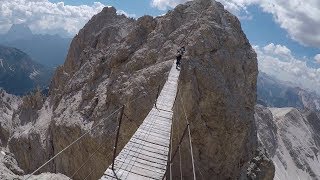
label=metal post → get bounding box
[162,124,189,180]
[112,105,125,170]
[169,118,174,180]
[155,85,161,109]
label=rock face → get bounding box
[6,0,261,179]
[0,90,63,180]
[0,89,23,179]
[255,105,320,179]
[0,89,20,147]
[169,0,259,179]
[242,147,275,180]
[257,72,320,110]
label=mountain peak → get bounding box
[6,23,33,41]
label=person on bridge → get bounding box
[176,46,185,69]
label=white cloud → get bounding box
[151,0,188,11]
[263,43,292,59]
[214,0,258,16]
[0,0,106,36]
[257,0,320,48]
[151,0,320,91]
[116,10,136,18]
[151,0,320,48]
[315,54,320,64]
[151,0,253,16]
[255,43,320,94]
[150,0,260,19]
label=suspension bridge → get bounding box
[25,60,196,180]
[101,61,181,179]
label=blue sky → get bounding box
[50,0,166,17]
[240,5,320,68]
[48,0,319,67]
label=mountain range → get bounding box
[0,24,71,67]
[255,105,320,180]
[257,72,320,111]
[0,45,53,95]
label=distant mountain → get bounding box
[0,45,53,95]
[5,24,33,41]
[255,105,320,180]
[0,24,71,67]
[257,72,320,110]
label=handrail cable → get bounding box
[70,127,118,179]
[178,88,197,180]
[25,107,122,180]
[84,169,94,180]
[27,59,195,179]
[178,102,183,180]
[169,110,174,180]
[60,65,172,179]
[71,91,151,179]
[25,84,161,180]
[81,146,115,180]
[162,124,189,180]
[185,145,205,180]
[70,143,105,179]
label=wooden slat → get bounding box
[100,61,180,180]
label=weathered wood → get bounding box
[100,61,180,180]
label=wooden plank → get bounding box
[100,61,180,180]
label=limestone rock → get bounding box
[255,105,278,157]
[22,173,70,180]
[0,89,20,147]
[12,89,46,126]
[255,105,320,179]
[0,147,67,180]
[170,1,258,179]
[0,148,22,180]
[242,147,275,180]
[2,151,24,175]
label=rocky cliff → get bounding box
[0,89,20,147]
[3,0,264,179]
[0,89,23,179]
[0,89,68,180]
[255,105,320,179]
[169,0,260,179]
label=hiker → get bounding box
[176,46,185,69]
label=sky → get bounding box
[0,0,320,93]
